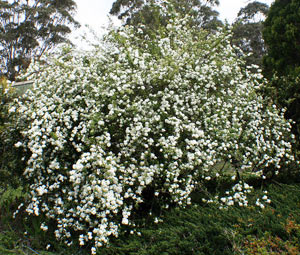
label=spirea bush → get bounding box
[15,7,295,253]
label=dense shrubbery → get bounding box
[0,77,28,188]
[0,77,15,177]
[13,4,296,254]
[263,0,300,155]
[0,77,30,254]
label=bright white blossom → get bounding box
[15,2,295,253]
[217,181,253,209]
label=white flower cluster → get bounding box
[16,4,295,253]
[209,181,253,209]
[255,191,271,209]
[207,182,271,210]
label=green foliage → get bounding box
[263,0,300,76]
[1,174,300,254]
[0,0,79,80]
[110,0,223,32]
[266,75,300,150]
[0,77,14,129]
[0,186,25,209]
[0,184,29,254]
[232,1,269,67]
[0,184,81,255]
[94,182,300,255]
[0,77,28,188]
[262,0,300,153]
[0,185,27,238]
[243,231,300,255]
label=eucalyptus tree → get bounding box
[110,0,222,32]
[232,1,269,67]
[0,0,79,81]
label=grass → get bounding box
[1,176,300,255]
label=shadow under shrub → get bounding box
[96,183,300,255]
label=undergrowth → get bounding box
[1,175,300,255]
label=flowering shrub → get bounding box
[15,5,295,253]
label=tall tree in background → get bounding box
[0,0,79,81]
[110,0,222,32]
[263,0,300,151]
[232,1,269,67]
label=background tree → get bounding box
[263,0,300,151]
[109,0,222,32]
[232,1,269,67]
[0,0,79,81]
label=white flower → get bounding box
[227,200,234,206]
[233,193,241,200]
[122,218,129,225]
[15,142,23,148]
[91,247,97,255]
[18,4,294,251]
[220,197,227,203]
[40,223,48,232]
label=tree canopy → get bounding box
[263,0,300,76]
[109,0,222,32]
[232,1,269,67]
[0,0,79,81]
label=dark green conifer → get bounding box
[263,0,300,150]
